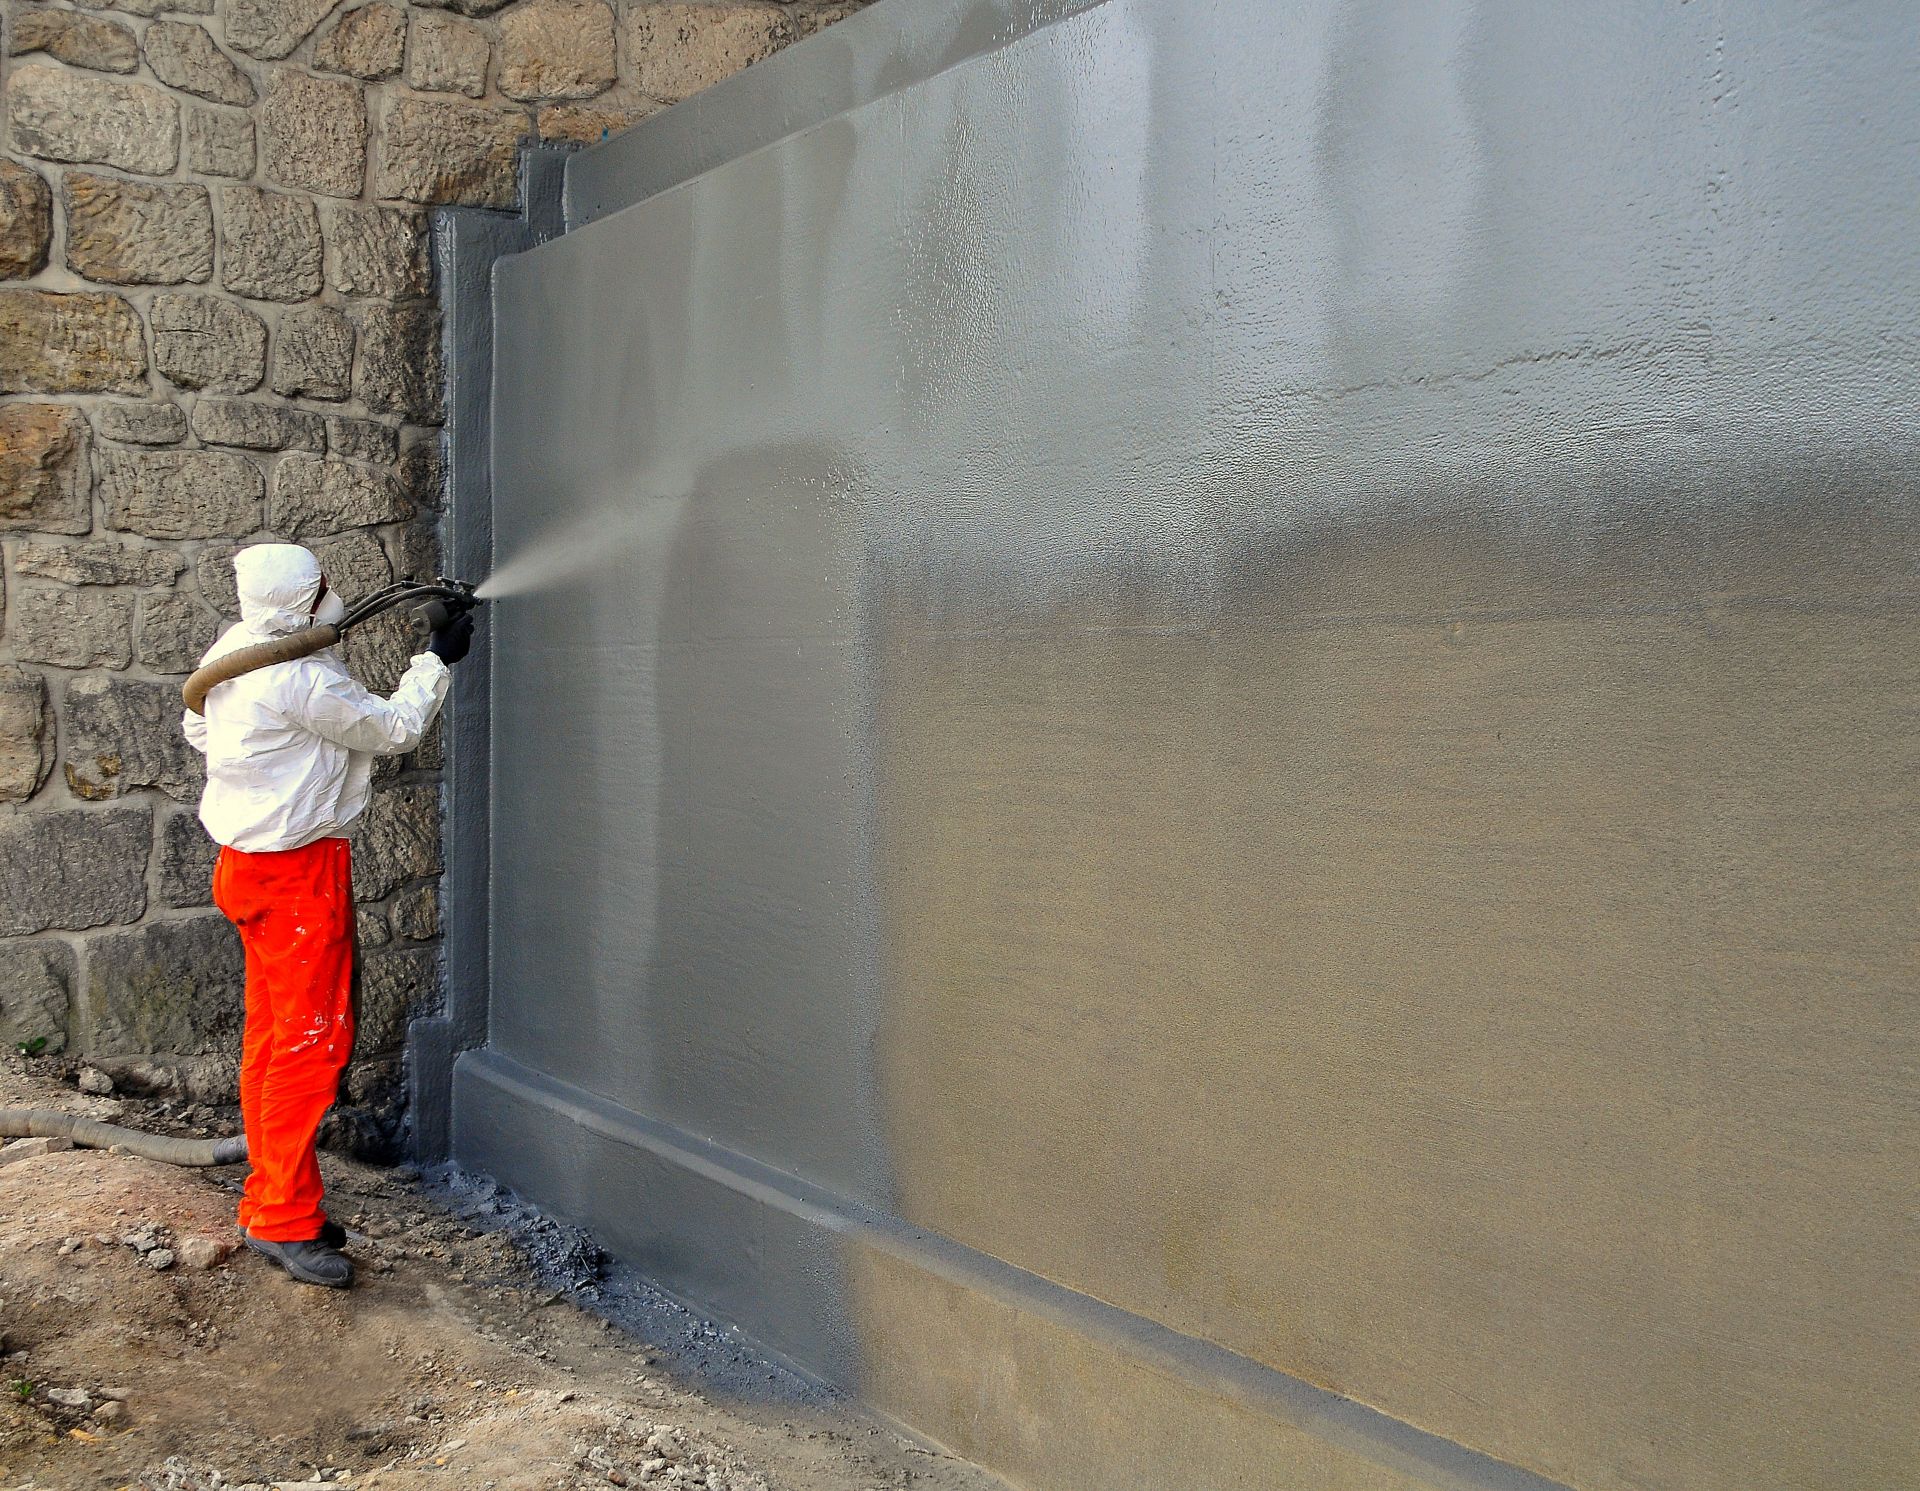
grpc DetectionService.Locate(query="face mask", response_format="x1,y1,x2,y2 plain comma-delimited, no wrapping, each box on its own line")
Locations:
312,588,347,627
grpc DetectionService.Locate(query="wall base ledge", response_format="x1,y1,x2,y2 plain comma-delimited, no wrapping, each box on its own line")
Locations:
452,1047,1572,1491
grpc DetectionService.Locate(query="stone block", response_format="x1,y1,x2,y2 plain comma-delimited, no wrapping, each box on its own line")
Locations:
269,454,410,536
183,106,254,178
388,880,439,941
13,540,185,587
406,13,488,97
356,946,437,1052
226,0,346,60
10,587,135,669
7,62,179,174
499,0,614,101
64,674,205,801
352,303,443,422
270,304,354,399
0,290,145,393
0,403,91,532
219,186,323,301
90,0,213,16
351,783,440,901
376,95,525,209
311,528,394,600
100,445,265,539
314,2,405,79
260,69,366,197
792,1,864,38
81,915,243,1056
0,805,149,935
0,666,53,803
326,416,398,464
0,941,72,1054
348,608,416,695
626,4,788,105
409,0,510,18
7,7,138,73
150,291,266,391
62,171,214,286
389,515,439,582
0,161,53,278
357,904,390,946
158,810,219,907
142,20,255,106
94,400,188,445
194,541,243,618
136,590,218,673
189,396,325,452
396,430,445,510
324,203,431,298
536,98,653,146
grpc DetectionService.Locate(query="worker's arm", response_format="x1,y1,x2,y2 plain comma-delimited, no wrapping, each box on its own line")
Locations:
181,707,209,754
283,653,451,756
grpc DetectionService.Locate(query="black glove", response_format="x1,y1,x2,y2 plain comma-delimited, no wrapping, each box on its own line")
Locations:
427,609,474,666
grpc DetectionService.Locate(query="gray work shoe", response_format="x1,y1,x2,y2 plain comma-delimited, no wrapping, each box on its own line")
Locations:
246,1234,354,1289
242,1217,347,1249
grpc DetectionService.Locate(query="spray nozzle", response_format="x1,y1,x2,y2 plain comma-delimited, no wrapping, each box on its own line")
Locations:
406,577,482,638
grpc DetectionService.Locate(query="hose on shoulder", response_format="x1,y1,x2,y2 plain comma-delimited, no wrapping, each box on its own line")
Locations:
0,1108,247,1166
181,624,339,715
180,579,479,715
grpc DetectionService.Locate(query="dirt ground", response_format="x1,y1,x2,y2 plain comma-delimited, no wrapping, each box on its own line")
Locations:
0,1060,1004,1491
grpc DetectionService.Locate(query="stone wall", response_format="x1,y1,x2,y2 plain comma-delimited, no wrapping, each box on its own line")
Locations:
0,0,860,1142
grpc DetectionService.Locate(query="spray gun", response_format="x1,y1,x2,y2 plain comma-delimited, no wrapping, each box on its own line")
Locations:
183,576,484,715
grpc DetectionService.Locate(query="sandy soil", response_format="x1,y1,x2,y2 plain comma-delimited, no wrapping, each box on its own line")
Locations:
0,1060,1003,1491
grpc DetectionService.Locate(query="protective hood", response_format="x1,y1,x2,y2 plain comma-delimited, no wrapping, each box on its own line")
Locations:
233,543,324,637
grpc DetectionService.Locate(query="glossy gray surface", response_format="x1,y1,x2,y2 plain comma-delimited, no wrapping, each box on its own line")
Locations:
471,2,1920,1486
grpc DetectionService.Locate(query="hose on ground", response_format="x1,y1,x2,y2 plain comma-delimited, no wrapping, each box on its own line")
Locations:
0,1108,247,1166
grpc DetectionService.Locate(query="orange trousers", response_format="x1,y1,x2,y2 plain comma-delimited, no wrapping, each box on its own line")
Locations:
213,837,355,1244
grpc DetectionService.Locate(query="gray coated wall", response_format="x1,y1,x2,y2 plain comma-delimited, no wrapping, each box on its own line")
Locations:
455,4,1920,1488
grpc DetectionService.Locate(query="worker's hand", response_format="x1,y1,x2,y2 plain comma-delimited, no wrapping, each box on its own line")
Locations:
427,609,475,666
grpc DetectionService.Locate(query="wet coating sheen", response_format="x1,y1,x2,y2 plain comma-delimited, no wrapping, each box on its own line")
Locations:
469,3,1920,1487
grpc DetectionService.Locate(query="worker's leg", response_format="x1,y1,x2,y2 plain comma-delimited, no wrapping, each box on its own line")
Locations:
213,838,356,1244
215,848,273,1233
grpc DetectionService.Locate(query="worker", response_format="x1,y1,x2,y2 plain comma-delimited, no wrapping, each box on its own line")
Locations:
182,543,474,1289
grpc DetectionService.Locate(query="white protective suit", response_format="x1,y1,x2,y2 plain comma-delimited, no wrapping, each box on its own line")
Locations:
183,543,450,853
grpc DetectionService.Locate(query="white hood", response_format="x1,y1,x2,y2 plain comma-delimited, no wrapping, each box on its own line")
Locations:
233,543,323,637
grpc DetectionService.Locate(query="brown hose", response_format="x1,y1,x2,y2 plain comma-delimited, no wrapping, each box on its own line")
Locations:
181,624,340,715
0,1108,247,1166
